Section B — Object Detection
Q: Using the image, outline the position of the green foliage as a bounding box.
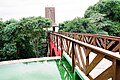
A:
[85,0,120,36]
[59,17,98,34]
[0,21,5,48]
[85,0,120,21]
[0,16,51,61]
[95,0,120,21]
[1,43,17,60]
[59,0,120,36]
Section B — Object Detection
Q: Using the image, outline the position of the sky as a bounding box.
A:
[0,0,99,23]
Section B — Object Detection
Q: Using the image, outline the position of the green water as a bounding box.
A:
[0,61,61,80]
[0,59,81,80]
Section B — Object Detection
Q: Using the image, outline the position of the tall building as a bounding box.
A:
[45,7,58,32]
[45,7,55,23]
[0,18,2,21]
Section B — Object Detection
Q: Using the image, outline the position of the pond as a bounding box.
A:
[0,58,77,80]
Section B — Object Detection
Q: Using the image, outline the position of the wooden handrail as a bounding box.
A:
[57,32,120,53]
[50,32,120,80]
[52,33,120,60]
[58,32,120,39]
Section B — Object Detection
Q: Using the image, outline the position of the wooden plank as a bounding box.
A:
[74,34,76,39]
[87,75,94,80]
[72,42,75,72]
[88,36,92,44]
[112,59,120,80]
[66,40,70,54]
[64,39,67,51]
[96,38,102,48]
[85,36,88,43]
[82,46,86,53]
[93,36,96,46]
[57,35,58,51]
[112,59,116,80]
[107,41,115,50]
[58,37,60,46]
[82,35,84,42]
[84,36,87,43]
[69,48,72,58]
[77,45,86,70]
[68,41,71,53]
[85,54,105,75]
[90,38,95,45]
[85,48,91,58]
[62,39,65,51]
[115,60,120,80]
[95,66,113,80]
[54,35,56,47]
[100,38,104,47]
[75,52,82,72]
[74,46,83,70]
[78,35,82,41]
[103,38,107,49]
[112,44,119,52]
[60,37,63,58]
[86,55,89,71]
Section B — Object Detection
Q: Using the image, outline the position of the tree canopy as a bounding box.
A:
[0,16,51,61]
[59,0,120,36]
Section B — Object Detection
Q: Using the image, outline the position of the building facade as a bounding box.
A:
[45,7,58,32]
[45,7,55,23]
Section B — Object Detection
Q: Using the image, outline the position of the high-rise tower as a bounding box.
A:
[45,7,58,32]
[0,18,2,21]
[45,7,55,23]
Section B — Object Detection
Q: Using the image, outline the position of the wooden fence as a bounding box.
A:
[50,32,120,80]
[58,32,120,54]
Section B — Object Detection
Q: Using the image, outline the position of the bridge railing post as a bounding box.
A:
[54,34,56,47]
[103,37,107,50]
[114,60,120,80]
[119,40,120,54]
[60,36,63,59]
[74,33,77,39]
[72,41,75,73]
[82,34,84,42]
[93,35,96,46]
[56,35,58,51]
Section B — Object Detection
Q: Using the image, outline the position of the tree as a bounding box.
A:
[59,17,98,34]
[0,16,52,61]
[84,0,120,36]
[19,17,51,57]
[59,0,120,36]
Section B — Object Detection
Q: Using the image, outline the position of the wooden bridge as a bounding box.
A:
[47,32,120,80]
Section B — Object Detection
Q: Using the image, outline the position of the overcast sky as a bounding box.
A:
[0,0,99,23]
